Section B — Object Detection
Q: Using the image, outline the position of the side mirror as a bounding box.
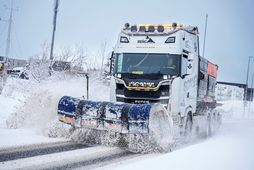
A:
[198,71,205,80]
[181,57,188,78]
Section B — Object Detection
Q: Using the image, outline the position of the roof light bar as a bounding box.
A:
[126,23,184,33]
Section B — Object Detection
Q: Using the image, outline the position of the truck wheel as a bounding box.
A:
[149,104,174,152]
[214,110,222,131]
[184,112,193,136]
[206,110,215,137]
[126,104,174,153]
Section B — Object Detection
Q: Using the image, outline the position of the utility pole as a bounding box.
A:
[202,14,208,58]
[248,74,254,114]
[49,0,59,74]
[5,0,14,64]
[251,75,254,102]
[245,56,253,100]
[0,0,16,94]
[244,56,253,116]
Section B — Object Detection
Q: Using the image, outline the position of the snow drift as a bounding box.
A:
[4,72,110,137]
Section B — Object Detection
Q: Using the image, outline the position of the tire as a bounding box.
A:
[126,104,174,153]
[213,109,222,132]
[206,110,215,137]
[185,112,193,136]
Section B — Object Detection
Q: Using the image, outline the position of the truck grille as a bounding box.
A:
[116,84,169,101]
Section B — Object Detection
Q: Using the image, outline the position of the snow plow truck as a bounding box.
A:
[57,23,221,152]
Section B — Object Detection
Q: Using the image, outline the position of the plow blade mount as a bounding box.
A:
[57,96,152,134]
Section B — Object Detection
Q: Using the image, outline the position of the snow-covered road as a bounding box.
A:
[1,117,253,170]
[0,75,254,170]
[0,141,86,162]
[0,145,138,170]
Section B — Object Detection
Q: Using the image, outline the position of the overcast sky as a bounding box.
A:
[0,0,253,84]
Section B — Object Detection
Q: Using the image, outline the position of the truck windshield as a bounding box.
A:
[115,53,181,76]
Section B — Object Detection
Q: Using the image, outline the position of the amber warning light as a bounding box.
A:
[208,62,218,78]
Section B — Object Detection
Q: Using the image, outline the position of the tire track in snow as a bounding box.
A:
[0,146,140,170]
[0,141,87,162]
[48,150,138,170]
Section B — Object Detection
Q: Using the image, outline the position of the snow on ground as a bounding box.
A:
[98,101,254,170]
[0,146,124,170]
[0,72,109,148]
[103,118,254,170]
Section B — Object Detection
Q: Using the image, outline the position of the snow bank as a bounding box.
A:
[216,83,244,101]
[2,72,110,137]
[217,100,254,119]
[0,95,22,128]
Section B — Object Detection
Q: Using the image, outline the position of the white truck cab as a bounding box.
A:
[110,23,217,124]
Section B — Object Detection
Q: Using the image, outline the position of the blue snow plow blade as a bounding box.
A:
[57,96,152,134]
